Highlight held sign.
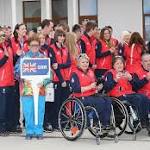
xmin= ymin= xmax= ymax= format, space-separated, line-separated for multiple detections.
xmin=20 ymin=58 xmax=50 ymax=79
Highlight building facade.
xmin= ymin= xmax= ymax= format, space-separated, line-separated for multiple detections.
xmin=0 ymin=0 xmax=149 ymax=41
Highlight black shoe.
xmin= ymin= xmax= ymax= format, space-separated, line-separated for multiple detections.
xmin=9 ymin=126 xmax=22 ymax=134
xmin=44 ymin=124 xmax=53 ymax=132
xmin=0 ymin=131 xmax=9 ymax=136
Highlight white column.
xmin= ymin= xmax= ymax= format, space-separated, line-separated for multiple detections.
xmin=67 ymin=0 xmax=79 ymax=29
xmin=41 ymin=0 xmax=52 ymax=20
xmin=97 ymin=0 xmax=101 ymax=28
xmin=11 ymin=0 xmax=17 ymax=30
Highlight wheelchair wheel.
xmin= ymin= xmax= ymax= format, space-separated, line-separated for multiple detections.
xmin=85 ymin=106 xmax=107 ymax=139
xmin=107 ymin=97 xmax=128 ymax=138
xmin=124 ymin=105 xmax=142 ymax=134
xmin=58 ymin=97 xmax=86 ymax=141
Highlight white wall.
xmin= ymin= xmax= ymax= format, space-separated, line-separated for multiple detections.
xmin=98 ymin=0 xmax=143 ymax=40
xmin=0 ymin=0 xmax=12 ymax=27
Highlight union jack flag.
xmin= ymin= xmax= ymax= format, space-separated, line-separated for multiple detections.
xmin=22 ymin=63 xmax=37 ymax=73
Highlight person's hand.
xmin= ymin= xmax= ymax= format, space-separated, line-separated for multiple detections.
xmin=97 ymin=83 xmax=103 ymax=91
xmin=61 ymin=81 xmax=67 ymax=87
xmin=124 ymin=71 xmax=132 ymax=81
xmin=90 ymin=82 xmax=97 ymax=89
xmin=52 ymin=63 xmax=58 ymax=70
xmin=114 ymin=72 xmax=122 ymax=82
xmin=110 ymin=47 xmax=116 ymax=54
xmin=146 ymin=72 xmax=150 ymax=80
xmin=16 ymin=49 xmax=23 ymax=56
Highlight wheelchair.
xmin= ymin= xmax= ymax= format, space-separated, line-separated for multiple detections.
xmin=58 ymin=96 xmax=128 ymax=144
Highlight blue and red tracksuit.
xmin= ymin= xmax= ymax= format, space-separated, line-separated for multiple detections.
xmin=104 ymin=69 xmax=150 ymax=124
xmin=70 ymin=68 xmax=112 ymax=126
xmin=0 ymin=43 xmax=15 ymax=132
xmin=131 ymin=67 xmax=150 ymax=99
xmin=49 ymin=43 xmax=71 ymax=129
xmin=80 ymin=33 xmax=96 ymax=66
xmin=125 ymin=43 xmax=143 ymax=74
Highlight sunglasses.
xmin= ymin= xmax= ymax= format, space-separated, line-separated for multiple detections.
xmin=0 ymin=34 xmax=5 ymax=38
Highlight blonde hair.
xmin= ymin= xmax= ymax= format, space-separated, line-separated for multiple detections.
xmin=65 ymin=32 xmax=78 ymax=57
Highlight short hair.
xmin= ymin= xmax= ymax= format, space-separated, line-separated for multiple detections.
xmin=85 ymin=21 xmax=98 ymax=33
xmin=41 ymin=19 xmax=53 ymax=29
xmin=142 ymin=53 xmax=150 ymax=61
xmin=54 ymin=29 xmax=65 ymax=42
xmin=72 ymin=24 xmax=81 ymax=32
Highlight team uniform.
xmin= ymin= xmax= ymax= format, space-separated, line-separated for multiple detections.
xmin=70 ymin=68 xmax=112 ymax=127
xmin=104 ymin=69 xmax=150 ymax=126
xmin=0 ymin=43 xmax=15 ymax=134
xmin=50 ymin=43 xmax=71 ymax=129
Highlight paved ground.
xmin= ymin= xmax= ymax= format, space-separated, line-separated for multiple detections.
xmin=1 ymin=129 xmax=150 ymax=150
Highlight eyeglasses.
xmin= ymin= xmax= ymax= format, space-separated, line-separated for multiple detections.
xmin=0 ymin=34 xmax=5 ymax=38
xmin=77 ymin=53 xmax=89 ymax=61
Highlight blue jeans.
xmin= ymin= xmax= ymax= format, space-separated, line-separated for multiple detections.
xmin=21 ymin=96 xmax=45 ymax=136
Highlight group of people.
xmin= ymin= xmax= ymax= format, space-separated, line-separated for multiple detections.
xmin=0 ymin=18 xmax=150 ymax=140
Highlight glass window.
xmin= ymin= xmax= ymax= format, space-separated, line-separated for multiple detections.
xmin=23 ymin=1 xmax=41 ymax=30
xmin=52 ymin=0 xmax=68 ymax=24
xmin=144 ymin=0 xmax=150 ymax=14
xmin=144 ymin=16 xmax=150 ymax=41
xmin=79 ymin=0 xmax=97 ymax=24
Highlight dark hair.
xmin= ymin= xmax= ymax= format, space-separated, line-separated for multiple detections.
xmin=41 ymin=19 xmax=53 ymax=29
xmin=85 ymin=21 xmax=98 ymax=33
xmin=100 ymin=27 xmax=111 ymax=40
xmin=112 ymin=55 xmax=125 ymax=67
xmin=54 ymin=29 xmax=65 ymax=42
xmin=57 ymin=23 xmax=70 ymax=32
xmin=72 ymin=24 xmax=81 ymax=32
xmin=129 ymin=32 xmax=146 ymax=49
xmin=13 ymin=23 xmax=26 ymax=42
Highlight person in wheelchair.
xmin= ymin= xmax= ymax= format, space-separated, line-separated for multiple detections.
xmin=131 ymin=53 xmax=150 ymax=99
xmin=70 ymin=53 xmax=112 ymax=129
xmin=103 ymin=56 xmax=150 ymax=134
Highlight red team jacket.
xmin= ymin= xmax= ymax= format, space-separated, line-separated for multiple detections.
xmin=50 ymin=44 xmax=70 ymax=82
xmin=72 ymin=68 xmax=96 ymax=98
xmin=108 ymin=69 xmax=134 ymax=97
xmin=0 ymin=44 xmax=14 ymax=87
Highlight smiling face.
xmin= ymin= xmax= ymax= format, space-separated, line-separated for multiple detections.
xmin=142 ymin=54 xmax=150 ymax=71
xmin=78 ymin=54 xmax=89 ymax=72
xmin=17 ymin=24 xmax=27 ymax=37
xmin=103 ymin=29 xmax=111 ymax=40
xmin=113 ymin=58 xmax=124 ymax=72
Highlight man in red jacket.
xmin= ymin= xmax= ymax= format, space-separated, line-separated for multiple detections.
xmin=132 ymin=53 xmax=150 ymax=98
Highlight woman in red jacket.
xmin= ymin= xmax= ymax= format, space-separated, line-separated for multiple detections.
xmin=104 ymin=56 xmax=150 ymax=132
xmin=70 ymin=53 xmax=112 ymax=129
xmin=125 ymin=32 xmax=147 ymax=73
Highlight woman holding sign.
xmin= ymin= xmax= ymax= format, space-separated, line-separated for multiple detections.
xmin=15 ymin=34 xmax=49 ymax=140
